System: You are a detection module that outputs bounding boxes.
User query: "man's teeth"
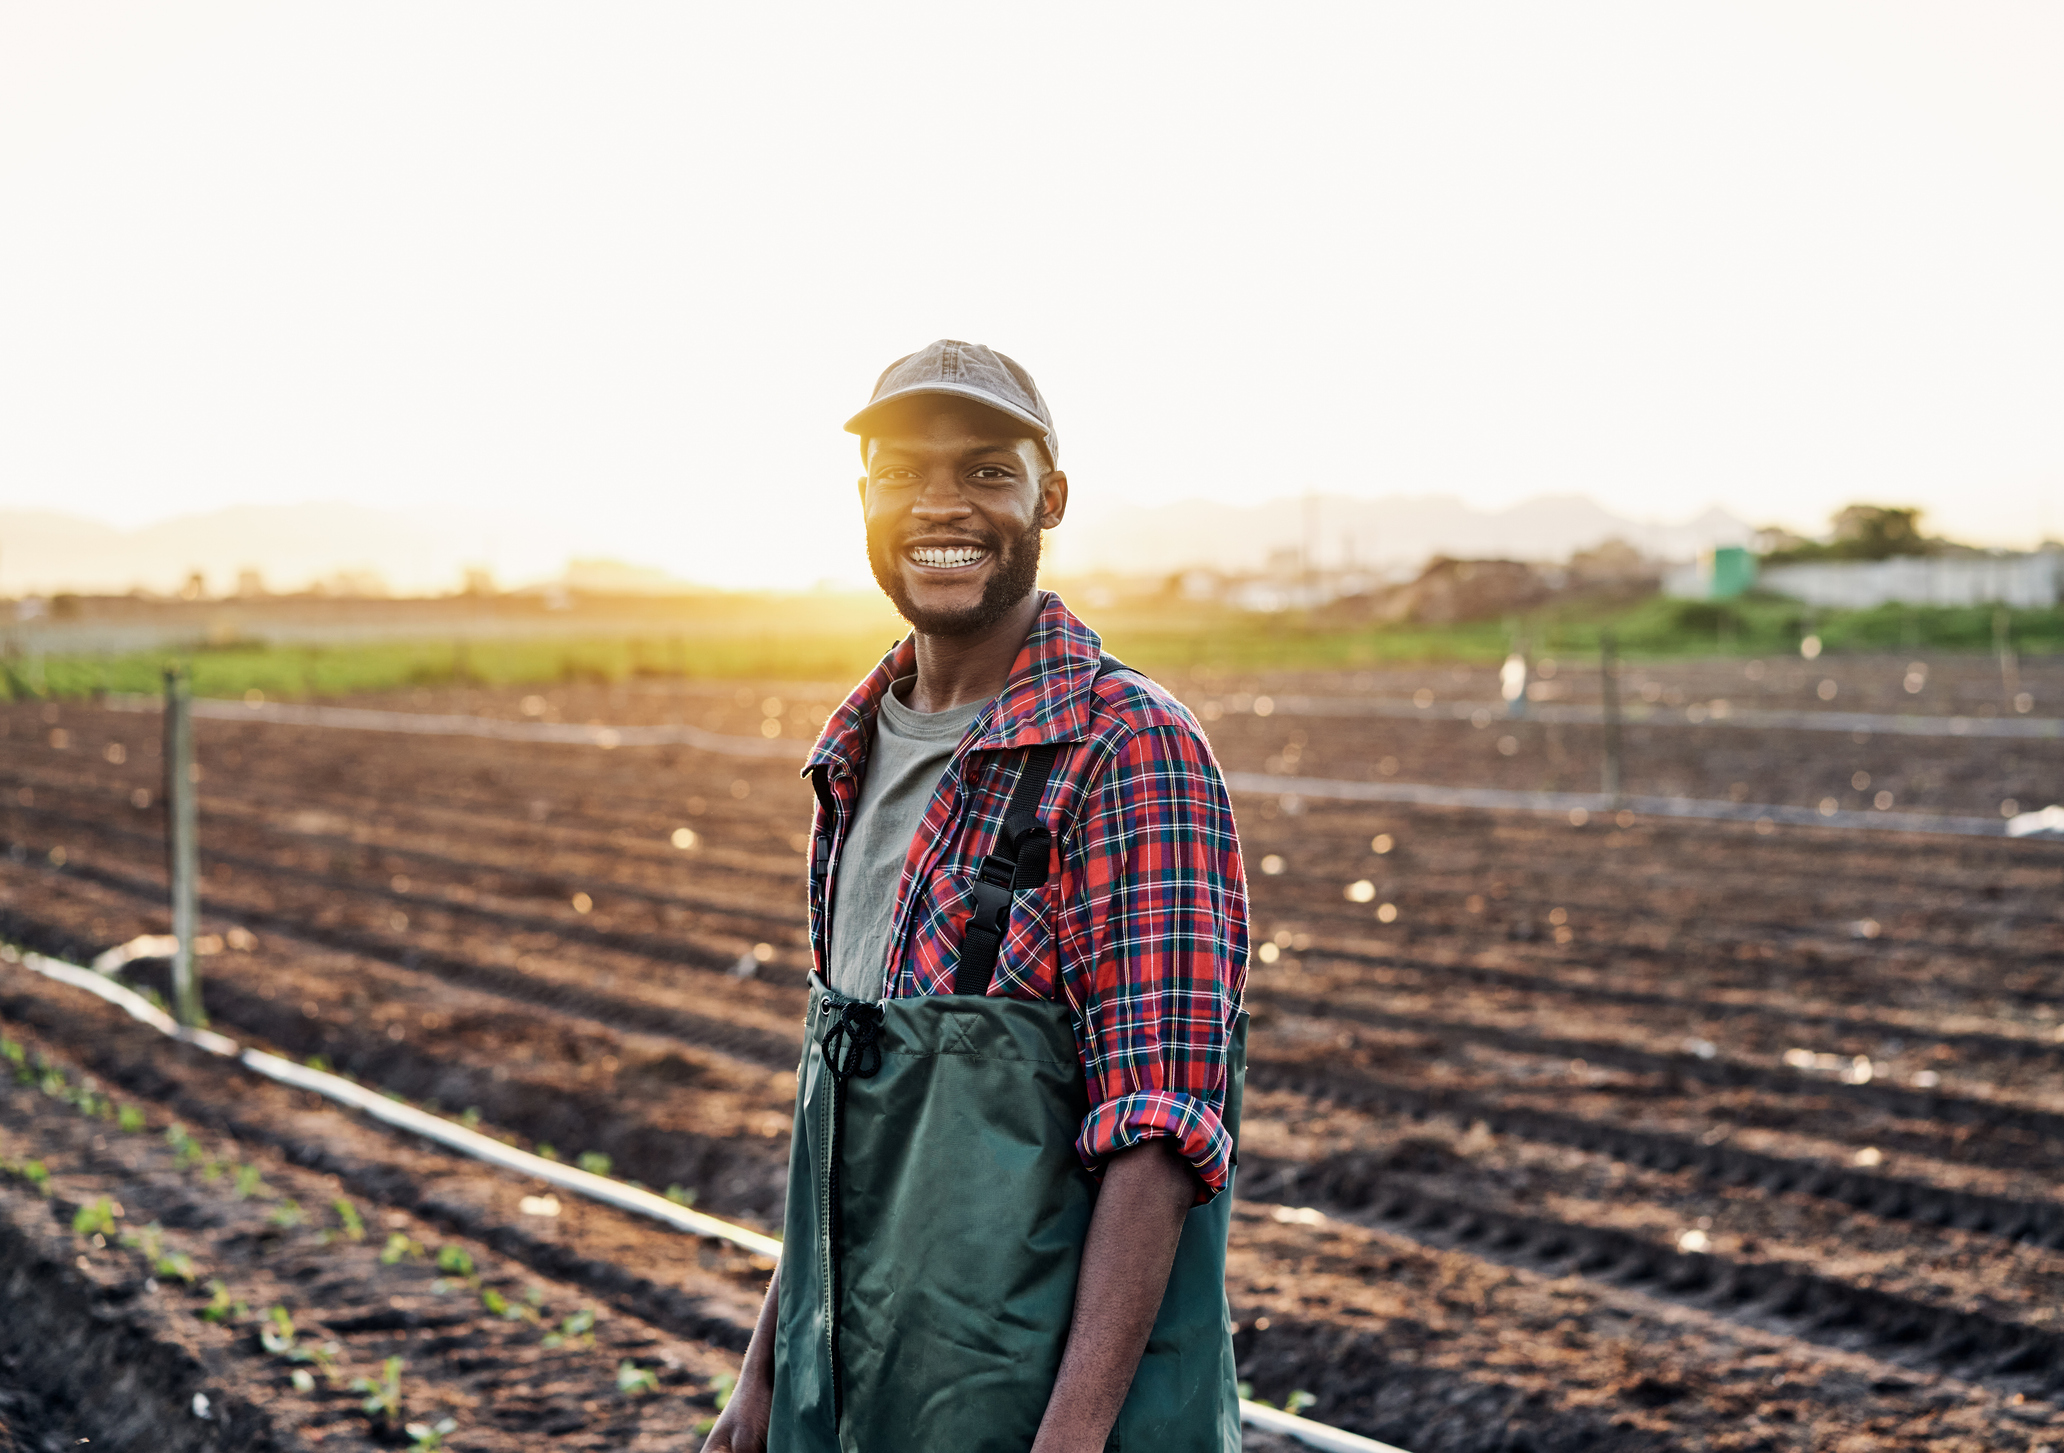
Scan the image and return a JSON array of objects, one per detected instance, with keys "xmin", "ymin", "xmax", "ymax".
[{"xmin": 910, "ymin": 546, "xmax": 988, "ymax": 568}]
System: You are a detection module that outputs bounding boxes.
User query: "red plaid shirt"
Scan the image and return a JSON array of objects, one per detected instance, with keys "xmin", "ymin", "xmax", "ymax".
[{"xmin": 803, "ymin": 593, "xmax": 1249, "ymax": 1197}]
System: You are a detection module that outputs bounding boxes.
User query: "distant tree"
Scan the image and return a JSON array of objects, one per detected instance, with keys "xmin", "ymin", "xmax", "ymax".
[{"xmin": 1761, "ymin": 505, "xmax": 1941, "ymax": 563}]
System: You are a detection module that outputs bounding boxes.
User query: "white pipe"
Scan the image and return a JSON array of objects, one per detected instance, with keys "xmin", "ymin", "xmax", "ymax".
[
  {"xmin": 1226, "ymin": 771, "xmax": 2010, "ymax": 839},
  {"xmin": 3, "ymin": 944, "xmax": 1406, "ymax": 1452}
]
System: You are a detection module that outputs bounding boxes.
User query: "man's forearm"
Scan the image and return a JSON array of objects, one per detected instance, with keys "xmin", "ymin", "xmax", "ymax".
[
  {"xmin": 1031, "ymin": 1139, "xmax": 1197, "ymax": 1453},
  {"xmin": 700, "ymin": 1273, "xmax": 779, "ymax": 1452}
]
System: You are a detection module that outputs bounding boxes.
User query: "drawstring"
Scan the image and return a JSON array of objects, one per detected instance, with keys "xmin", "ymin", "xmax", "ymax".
[{"xmin": 821, "ymin": 1000, "xmax": 883, "ymax": 1082}]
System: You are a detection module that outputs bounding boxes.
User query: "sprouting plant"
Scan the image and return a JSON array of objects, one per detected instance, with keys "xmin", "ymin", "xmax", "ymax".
[
  {"xmin": 664, "ymin": 1184, "xmax": 696, "ymax": 1208},
  {"xmin": 165, "ymin": 1124, "xmax": 205, "ymax": 1168},
  {"xmin": 157, "ymin": 1250, "xmax": 197, "ymax": 1283},
  {"xmin": 260, "ymin": 1306, "xmax": 299, "ymax": 1356},
  {"xmin": 709, "ymin": 1371, "xmax": 736, "ymax": 1410},
  {"xmin": 405, "ymin": 1417, "xmax": 457, "ymax": 1449},
  {"xmin": 120, "ymin": 1221, "xmax": 165, "ymax": 1260},
  {"xmin": 616, "ymin": 1361, "xmax": 660, "ymax": 1396},
  {"xmin": 199, "ymin": 1279, "xmax": 247, "ymax": 1324},
  {"xmin": 6, "ymin": 1159, "xmax": 51, "ymax": 1195},
  {"xmin": 435, "ymin": 1245, "xmax": 474, "ymax": 1278},
  {"xmin": 290, "ymin": 1369, "xmax": 316, "ymax": 1394},
  {"xmin": 232, "ymin": 1163, "xmax": 268, "ymax": 1200},
  {"xmin": 576, "ymin": 1151, "xmax": 612, "ymax": 1177},
  {"xmin": 543, "ymin": 1306, "xmax": 595, "ymax": 1350},
  {"xmin": 71, "ymin": 1197, "xmax": 120, "ymax": 1239},
  {"xmin": 535, "ymin": 1143, "xmax": 559, "ymax": 1162},
  {"xmin": 458, "ymin": 1107, "xmax": 481, "ymax": 1129},
  {"xmin": 332, "ymin": 1199, "xmax": 365, "ymax": 1242},
  {"xmin": 0, "ymin": 1037, "xmax": 22, "ymax": 1071},
  {"xmin": 351, "ymin": 1356, "xmax": 404, "ymax": 1419},
  {"xmin": 380, "ymin": 1233, "xmax": 425, "ymax": 1265},
  {"xmin": 479, "ymin": 1286, "xmax": 509, "ymax": 1316},
  {"xmin": 523, "ymin": 1284, "xmax": 545, "ymax": 1309},
  {"xmin": 1284, "ymin": 1390, "xmax": 1317, "ymax": 1416},
  {"xmin": 117, "ymin": 1104, "xmax": 146, "ymax": 1133},
  {"xmin": 306, "ymin": 1055, "xmax": 332, "ymax": 1073},
  {"xmin": 270, "ymin": 1200, "xmax": 305, "ymax": 1229}
]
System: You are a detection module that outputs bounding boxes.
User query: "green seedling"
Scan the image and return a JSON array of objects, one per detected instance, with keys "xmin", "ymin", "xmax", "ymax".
[
  {"xmin": 535, "ymin": 1143, "xmax": 559, "ymax": 1162},
  {"xmin": 542, "ymin": 1306, "xmax": 595, "ymax": 1350},
  {"xmin": 157, "ymin": 1251, "xmax": 197, "ymax": 1283},
  {"xmin": 5, "ymin": 1160, "xmax": 51, "ymax": 1195},
  {"xmin": 0, "ymin": 1037, "xmax": 21, "ymax": 1067},
  {"xmin": 616, "ymin": 1361, "xmax": 660, "ymax": 1396},
  {"xmin": 380, "ymin": 1233, "xmax": 425, "ymax": 1265},
  {"xmin": 232, "ymin": 1163, "xmax": 268, "ymax": 1200},
  {"xmin": 332, "ymin": 1199, "xmax": 365, "ymax": 1242},
  {"xmin": 164, "ymin": 1125, "xmax": 204, "ymax": 1169},
  {"xmin": 199, "ymin": 1279, "xmax": 248, "ymax": 1324},
  {"xmin": 405, "ymin": 1417, "xmax": 457, "ymax": 1450},
  {"xmin": 478, "ymin": 1285, "xmax": 537, "ymax": 1322},
  {"xmin": 290, "ymin": 1369, "xmax": 316, "ymax": 1394},
  {"xmin": 117, "ymin": 1104, "xmax": 146, "ymax": 1133},
  {"xmin": 260, "ymin": 1306, "xmax": 299, "ymax": 1356},
  {"xmin": 270, "ymin": 1200, "xmax": 305, "ymax": 1229},
  {"xmin": 351, "ymin": 1356, "xmax": 405, "ymax": 1420},
  {"xmin": 435, "ymin": 1245, "xmax": 474, "ymax": 1278},
  {"xmin": 576, "ymin": 1151, "xmax": 612, "ymax": 1177},
  {"xmin": 458, "ymin": 1107, "xmax": 481, "ymax": 1129},
  {"xmin": 1284, "ymin": 1390, "xmax": 1317, "ymax": 1416},
  {"xmin": 710, "ymin": 1371, "xmax": 737, "ymax": 1411},
  {"xmin": 120, "ymin": 1222, "xmax": 164, "ymax": 1260},
  {"xmin": 306, "ymin": 1055, "xmax": 331, "ymax": 1073},
  {"xmin": 71, "ymin": 1197, "xmax": 120, "ymax": 1239},
  {"xmin": 523, "ymin": 1284, "xmax": 545, "ymax": 1308},
  {"xmin": 199, "ymin": 1158, "xmax": 225, "ymax": 1183},
  {"xmin": 664, "ymin": 1184, "xmax": 696, "ymax": 1208}
]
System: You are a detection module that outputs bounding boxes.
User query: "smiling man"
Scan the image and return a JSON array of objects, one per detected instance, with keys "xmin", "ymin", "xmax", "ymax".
[{"xmin": 702, "ymin": 340, "xmax": 1250, "ymax": 1453}]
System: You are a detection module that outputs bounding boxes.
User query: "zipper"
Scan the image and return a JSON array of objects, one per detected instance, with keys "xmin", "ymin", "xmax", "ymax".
[{"xmin": 818, "ymin": 998, "xmax": 882, "ymax": 1430}]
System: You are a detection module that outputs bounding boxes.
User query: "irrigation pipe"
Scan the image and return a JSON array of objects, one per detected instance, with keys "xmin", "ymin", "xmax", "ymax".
[
  {"xmin": 1252, "ymin": 693, "xmax": 2064, "ymax": 741},
  {"xmin": 1225, "ymin": 771, "xmax": 2029, "ymax": 839},
  {"xmin": 3, "ymin": 943, "xmax": 1406, "ymax": 1453},
  {"xmin": 105, "ymin": 695, "xmax": 807, "ymax": 761}
]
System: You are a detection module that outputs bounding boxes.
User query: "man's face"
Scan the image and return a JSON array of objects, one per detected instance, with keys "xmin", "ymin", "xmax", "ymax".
[{"xmin": 860, "ymin": 398, "xmax": 1067, "ymax": 637}]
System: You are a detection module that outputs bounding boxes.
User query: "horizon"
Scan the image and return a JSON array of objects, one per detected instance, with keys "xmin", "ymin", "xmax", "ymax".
[{"xmin": 3, "ymin": 4, "xmax": 2060, "ymax": 594}]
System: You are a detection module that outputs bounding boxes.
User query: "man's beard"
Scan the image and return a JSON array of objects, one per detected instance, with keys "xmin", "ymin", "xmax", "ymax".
[{"xmin": 868, "ymin": 518, "xmax": 1044, "ymax": 637}]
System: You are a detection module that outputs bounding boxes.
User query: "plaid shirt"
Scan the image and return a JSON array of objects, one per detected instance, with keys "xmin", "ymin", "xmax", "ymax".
[{"xmin": 803, "ymin": 593, "xmax": 1249, "ymax": 1198}]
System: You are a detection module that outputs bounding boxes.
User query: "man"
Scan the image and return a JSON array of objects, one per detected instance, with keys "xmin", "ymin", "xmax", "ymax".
[{"xmin": 704, "ymin": 340, "xmax": 1249, "ymax": 1453}]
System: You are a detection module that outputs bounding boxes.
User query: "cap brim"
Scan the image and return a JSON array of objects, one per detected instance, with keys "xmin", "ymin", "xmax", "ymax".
[{"xmin": 843, "ymin": 383, "xmax": 1053, "ymax": 455}]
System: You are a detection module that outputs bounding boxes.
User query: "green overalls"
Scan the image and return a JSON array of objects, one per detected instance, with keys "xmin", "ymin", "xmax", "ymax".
[{"xmin": 770, "ymin": 721, "xmax": 1246, "ymax": 1452}]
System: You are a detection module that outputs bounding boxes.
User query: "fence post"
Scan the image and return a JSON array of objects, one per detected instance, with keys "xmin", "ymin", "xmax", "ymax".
[
  {"xmin": 1599, "ymin": 632, "xmax": 1623, "ymax": 804},
  {"xmin": 163, "ymin": 666, "xmax": 204, "ymax": 1026},
  {"xmin": 1995, "ymin": 608, "xmax": 2020, "ymax": 709}
]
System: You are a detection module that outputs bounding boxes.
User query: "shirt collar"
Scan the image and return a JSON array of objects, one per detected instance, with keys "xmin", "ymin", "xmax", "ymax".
[{"xmin": 805, "ymin": 591, "xmax": 1105, "ymax": 777}]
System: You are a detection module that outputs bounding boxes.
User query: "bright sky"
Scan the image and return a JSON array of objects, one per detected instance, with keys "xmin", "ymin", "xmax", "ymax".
[{"xmin": 2, "ymin": 2, "xmax": 2060, "ymax": 589}]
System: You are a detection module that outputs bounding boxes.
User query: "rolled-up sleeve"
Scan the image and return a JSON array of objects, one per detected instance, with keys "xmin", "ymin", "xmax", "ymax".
[{"xmin": 1067, "ymin": 723, "xmax": 1249, "ymax": 1202}]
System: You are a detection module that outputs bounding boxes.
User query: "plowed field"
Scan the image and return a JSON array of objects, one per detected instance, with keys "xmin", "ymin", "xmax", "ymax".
[{"xmin": 3, "ymin": 654, "xmax": 2061, "ymax": 1452}]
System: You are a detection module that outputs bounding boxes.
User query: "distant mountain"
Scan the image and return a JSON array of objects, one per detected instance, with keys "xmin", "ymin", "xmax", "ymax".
[
  {"xmin": 1046, "ymin": 493, "xmax": 1754, "ymax": 577},
  {"xmin": 0, "ymin": 503, "xmax": 547, "ymax": 597}
]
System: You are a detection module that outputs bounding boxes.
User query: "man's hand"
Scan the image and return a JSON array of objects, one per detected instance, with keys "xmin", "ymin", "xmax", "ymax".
[
  {"xmin": 1030, "ymin": 1138, "xmax": 1197, "ymax": 1453},
  {"xmin": 700, "ymin": 1275, "xmax": 778, "ymax": 1453}
]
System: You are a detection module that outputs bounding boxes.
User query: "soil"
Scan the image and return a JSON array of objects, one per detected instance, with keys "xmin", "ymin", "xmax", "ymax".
[{"xmin": 2, "ymin": 654, "xmax": 2062, "ymax": 1451}]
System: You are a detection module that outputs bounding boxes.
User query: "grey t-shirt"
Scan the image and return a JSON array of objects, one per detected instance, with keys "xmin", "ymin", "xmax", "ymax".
[{"xmin": 827, "ymin": 679, "xmax": 992, "ymax": 1001}]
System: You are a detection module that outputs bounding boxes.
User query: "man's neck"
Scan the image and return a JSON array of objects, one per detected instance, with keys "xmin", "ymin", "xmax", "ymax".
[{"xmin": 903, "ymin": 591, "xmax": 1044, "ymax": 715}]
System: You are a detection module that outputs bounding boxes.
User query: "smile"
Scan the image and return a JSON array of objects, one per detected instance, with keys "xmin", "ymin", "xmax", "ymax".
[{"xmin": 907, "ymin": 545, "xmax": 989, "ymax": 570}]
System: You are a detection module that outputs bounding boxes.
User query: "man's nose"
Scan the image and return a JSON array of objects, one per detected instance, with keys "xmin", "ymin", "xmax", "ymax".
[{"xmin": 910, "ymin": 471, "xmax": 973, "ymax": 517}]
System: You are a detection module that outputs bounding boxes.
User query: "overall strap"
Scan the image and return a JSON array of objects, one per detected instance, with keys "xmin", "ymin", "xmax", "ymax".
[
  {"xmin": 953, "ymin": 742, "xmax": 1059, "ymax": 995},
  {"xmin": 951, "ymin": 653, "xmax": 1133, "ymax": 996}
]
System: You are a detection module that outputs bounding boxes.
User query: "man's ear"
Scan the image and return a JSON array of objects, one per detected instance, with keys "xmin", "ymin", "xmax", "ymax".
[
  {"xmin": 856, "ymin": 475, "xmax": 868, "ymax": 512},
  {"xmin": 1039, "ymin": 471, "xmax": 1069, "ymax": 530}
]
